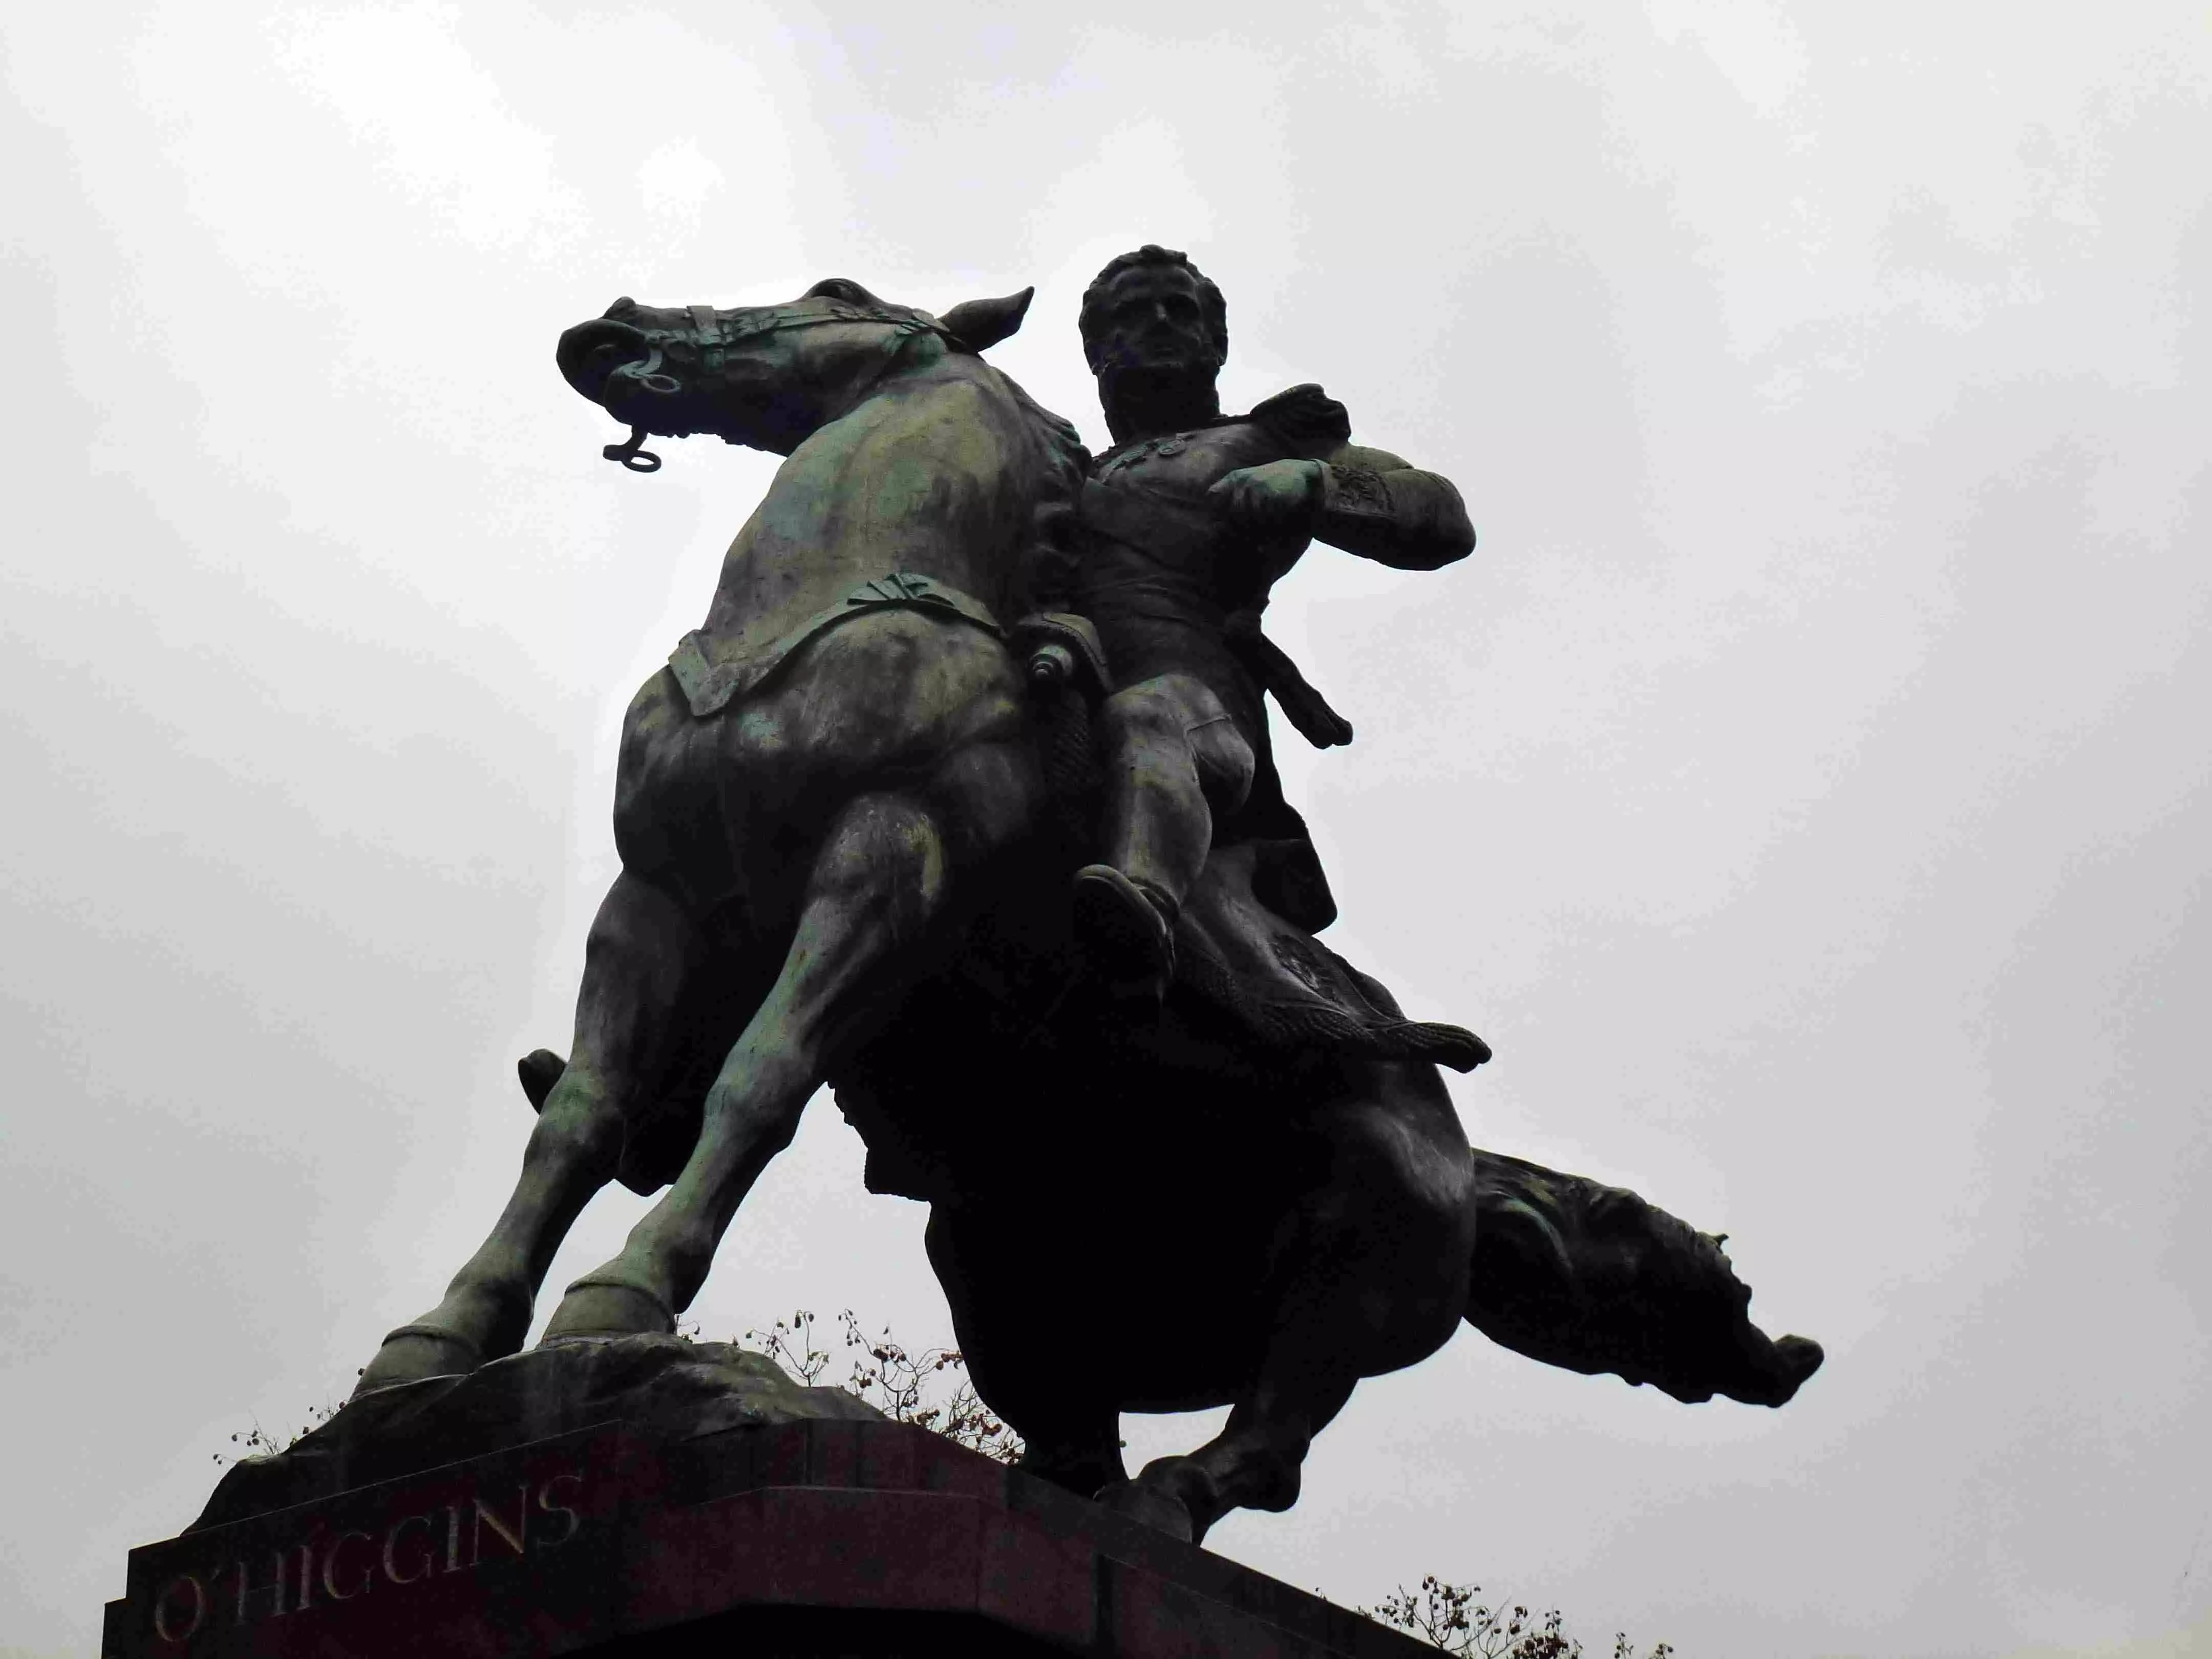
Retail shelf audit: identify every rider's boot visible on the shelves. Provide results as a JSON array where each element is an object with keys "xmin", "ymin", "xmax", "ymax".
[{"xmin": 1081, "ymin": 679, "xmax": 1233, "ymax": 1003}]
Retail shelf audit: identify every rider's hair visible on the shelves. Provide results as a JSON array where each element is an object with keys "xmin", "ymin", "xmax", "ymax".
[{"xmin": 1078, "ymin": 245, "xmax": 1227, "ymax": 363}]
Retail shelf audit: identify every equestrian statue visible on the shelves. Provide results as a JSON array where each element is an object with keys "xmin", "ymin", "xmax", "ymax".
[{"xmin": 350, "ymin": 254, "xmax": 1820, "ymax": 1546}]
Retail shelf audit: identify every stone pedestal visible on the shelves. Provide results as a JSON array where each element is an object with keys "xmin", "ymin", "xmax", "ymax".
[{"xmin": 103, "ymin": 1342, "xmax": 1427, "ymax": 1658}]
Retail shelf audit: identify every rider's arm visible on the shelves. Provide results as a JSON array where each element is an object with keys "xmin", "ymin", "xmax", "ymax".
[{"xmin": 1310, "ymin": 442, "xmax": 1476, "ymax": 570}]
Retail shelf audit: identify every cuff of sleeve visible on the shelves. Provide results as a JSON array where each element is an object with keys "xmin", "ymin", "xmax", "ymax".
[{"xmin": 1318, "ymin": 461, "xmax": 1393, "ymax": 521}]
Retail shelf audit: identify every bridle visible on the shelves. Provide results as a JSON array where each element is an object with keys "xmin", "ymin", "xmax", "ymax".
[{"xmin": 600, "ymin": 300, "xmax": 968, "ymax": 472}]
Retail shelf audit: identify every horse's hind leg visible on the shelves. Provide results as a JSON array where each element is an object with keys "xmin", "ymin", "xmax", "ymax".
[
  {"xmin": 1102, "ymin": 1347, "xmax": 1359, "ymax": 1546},
  {"xmin": 353, "ymin": 869, "xmax": 703, "ymax": 1394},
  {"xmin": 541, "ymin": 791, "xmax": 954, "ymax": 1339},
  {"xmin": 925, "ymin": 1206, "xmax": 1128, "ymax": 1496},
  {"xmin": 1101, "ymin": 1058, "xmax": 1476, "ymax": 1542}
]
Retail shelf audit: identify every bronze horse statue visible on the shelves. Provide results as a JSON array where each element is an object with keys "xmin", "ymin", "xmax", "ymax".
[{"xmin": 356, "ymin": 277, "xmax": 1819, "ymax": 1544}]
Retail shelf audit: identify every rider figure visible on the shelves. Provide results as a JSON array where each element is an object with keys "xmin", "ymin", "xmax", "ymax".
[{"xmin": 1071, "ymin": 245, "xmax": 1477, "ymax": 991}]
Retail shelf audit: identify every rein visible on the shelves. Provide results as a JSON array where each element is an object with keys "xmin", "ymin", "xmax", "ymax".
[{"xmin": 602, "ymin": 301, "xmax": 967, "ymax": 473}]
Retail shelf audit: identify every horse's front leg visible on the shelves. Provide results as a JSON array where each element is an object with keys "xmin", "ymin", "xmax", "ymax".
[
  {"xmin": 541, "ymin": 791, "xmax": 955, "ymax": 1338},
  {"xmin": 353, "ymin": 869, "xmax": 704, "ymax": 1395}
]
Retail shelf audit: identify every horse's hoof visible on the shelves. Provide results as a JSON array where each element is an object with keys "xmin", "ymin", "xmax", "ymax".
[
  {"xmin": 1094, "ymin": 1478, "xmax": 1196, "ymax": 1543},
  {"xmin": 539, "ymin": 1275, "xmax": 676, "ymax": 1342},
  {"xmin": 351, "ymin": 1323, "xmax": 485, "ymax": 1399}
]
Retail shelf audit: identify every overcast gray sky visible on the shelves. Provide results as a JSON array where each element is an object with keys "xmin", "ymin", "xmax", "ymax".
[{"xmin": 3, "ymin": 5, "xmax": 2207, "ymax": 1656}]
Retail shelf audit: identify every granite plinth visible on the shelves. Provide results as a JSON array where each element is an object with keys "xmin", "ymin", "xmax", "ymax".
[{"xmin": 106, "ymin": 1413, "xmax": 1429, "ymax": 1658}]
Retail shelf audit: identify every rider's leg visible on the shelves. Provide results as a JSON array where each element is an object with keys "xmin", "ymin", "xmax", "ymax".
[
  {"xmin": 355, "ymin": 869, "xmax": 703, "ymax": 1394},
  {"xmin": 541, "ymin": 790, "xmax": 956, "ymax": 1337},
  {"xmin": 1078, "ymin": 673, "xmax": 1254, "ymax": 985}
]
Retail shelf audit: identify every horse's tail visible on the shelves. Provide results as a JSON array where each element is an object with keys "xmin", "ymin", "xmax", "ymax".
[{"xmin": 1462, "ymin": 1147, "xmax": 1823, "ymax": 1408}]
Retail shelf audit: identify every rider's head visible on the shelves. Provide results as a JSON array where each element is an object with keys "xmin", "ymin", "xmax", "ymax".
[
  {"xmin": 1080, "ymin": 246, "xmax": 1227, "ymax": 381},
  {"xmin": 1082, "ymin": 247, "xmax": 1227, "ymax": 444}
]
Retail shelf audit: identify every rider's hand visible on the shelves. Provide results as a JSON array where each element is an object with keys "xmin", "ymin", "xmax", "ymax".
[{"xmin": 1207, "ymin": 459, "xmax": 1325, "ymax": 537}]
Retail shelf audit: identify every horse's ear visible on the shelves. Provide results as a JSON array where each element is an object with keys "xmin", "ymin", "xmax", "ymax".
[{"xmin": 940, "ymin": 287, "xmax": 1033, "ymax": 353}]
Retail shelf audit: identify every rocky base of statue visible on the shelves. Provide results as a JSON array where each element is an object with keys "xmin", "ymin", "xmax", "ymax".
[
  {"xmin": 189, "ymin": 1333, "xmax": 884, "ymax": 1530},
  {"xmin": 104, "ymin": 1336, "xmax": 1433, "ymax": 1659}
]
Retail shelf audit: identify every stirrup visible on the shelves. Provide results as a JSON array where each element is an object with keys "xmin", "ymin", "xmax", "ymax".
[{"xmin": 1072, "ymin": 864, "xmax": 1176, "ymax": 996}]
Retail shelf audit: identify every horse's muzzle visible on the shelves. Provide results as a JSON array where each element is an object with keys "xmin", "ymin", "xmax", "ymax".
[
  {"xmin": 555, "ymin": 317, "xmax": 656, "ymax": 407},
  {"xmin": 558, "ymin": 316, "xmax": 687, "ymax": 470}
]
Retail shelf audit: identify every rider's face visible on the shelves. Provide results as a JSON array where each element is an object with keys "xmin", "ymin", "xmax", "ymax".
[{"xmin": 1088, "ymin": 265, "xmax": 1222, "ymax": 378}]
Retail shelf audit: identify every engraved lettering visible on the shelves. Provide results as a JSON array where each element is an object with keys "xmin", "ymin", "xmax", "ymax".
[
  {"xmin": 382, "ymin": 1514, "xmax": 435, "ymax": 1585},
  {"xmin": 535, "ymin": 1472, "xmax": 584, "ymax": 1546},
  {"xmin": 142, "ymin": 1463, "xmax": 600, "ymax": 1640},
  {"xmin": 152, "ymin": 1573, "xmax": 206, "ymax": 1644},
  {"xmin": 232, "ymin": 1550, "xmax": 289, "ymax": 1622},
  {"xmin": 148, "ymin": 1461, "xmax": 598, "ymax": 1637},
  {"xmin": 472, "ymin": 1483, "xmax": 528, "ymax": 1561},
  {"xmin": 321, "ymin": 1530, "xmax": 374, "ymax": 1601}
]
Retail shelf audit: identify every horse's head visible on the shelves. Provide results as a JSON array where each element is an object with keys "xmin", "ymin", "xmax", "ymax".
[{"xmin": 556, "ymin": 278, "xmax": 1034, "ymax": 470}]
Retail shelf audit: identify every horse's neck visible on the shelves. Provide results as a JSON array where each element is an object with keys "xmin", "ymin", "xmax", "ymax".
[{"xmin": 702, "ymin": 358, "xmax": 1032, "ymax": 651}]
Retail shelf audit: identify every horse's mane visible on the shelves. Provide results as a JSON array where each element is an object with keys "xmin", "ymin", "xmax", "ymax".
[
  {"xmin": 990, "ymin": 370, "xmax": 1092, "ymax": 612},
  {"xmin": 1009, "ymin": 378, "xmax": 1089, "ymax": 484}
]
